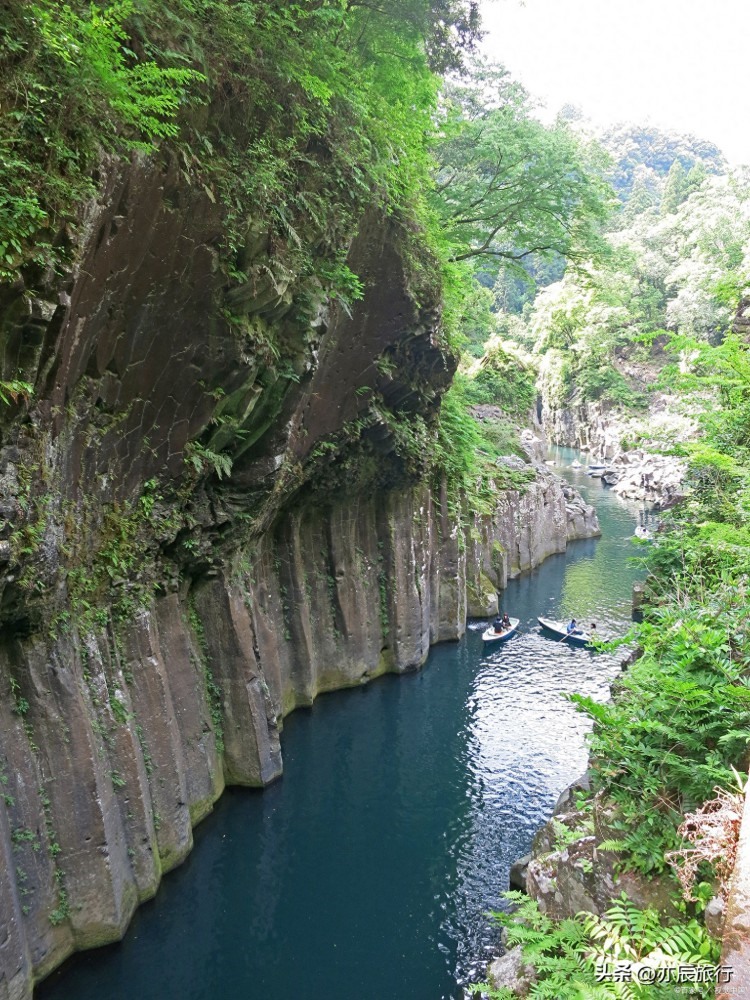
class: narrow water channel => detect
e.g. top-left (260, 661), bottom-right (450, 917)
top-left (39, 448), bottom-right (648, 1000)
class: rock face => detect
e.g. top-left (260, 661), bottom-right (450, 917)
top-left (465, 469), bottom-right (600, 617)
top-left (545, 399), bottom-right (626, 462)
top-left (510, 779), bottom-right (678, 931)
top-left (0, 153), bottom-right (601, 996)
top-left (544, 397), bottom-right (694, 464)
top-left (524, 814), bottom-right (678, 923)
top-left (607, 450), bottom-right (687, 507)
top-left (0, 479), bottom-right (599, 998)
top-left (543, 400), bottom-right (689, 507)
top-left (487, 946), bottom-right (537, 997)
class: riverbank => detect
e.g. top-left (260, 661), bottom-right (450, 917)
top-left (543, 398), bottom-right (691, 506)
top-left (485, 454), bottom-right (750, 998)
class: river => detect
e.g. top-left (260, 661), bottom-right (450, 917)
top-left (39, 448), bottom-right (648, 1000)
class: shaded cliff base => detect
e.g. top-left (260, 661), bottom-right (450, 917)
top-left (0, 470), bottom-right (598, 999)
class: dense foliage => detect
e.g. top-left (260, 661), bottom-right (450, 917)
top-left (432, 65), bottom-right (613, 273)
top-left (463, 341), bottom-right (537, 416)
top-left (472, 891), bottom-right (718, 1000)
top-left (0, 0), bottom-right (201, 278)
top-left (571, 582), bottom-right (750, 875)
top-left (0, 0), bottom-right (467, 294)
top-left (484, 164), bottom-right (750, 415)
top-left (598, 122), bottom-right (726, 203)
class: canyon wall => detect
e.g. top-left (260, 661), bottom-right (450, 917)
top-left (543, 399), bottom-right (688, 507)
top-left (0, 151), bottom-right (599, 998)
top-left (0, 471), bottom-right (598, 1000)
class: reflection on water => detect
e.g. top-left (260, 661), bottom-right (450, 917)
top-left (39, 449), bottom-right (646, 1000)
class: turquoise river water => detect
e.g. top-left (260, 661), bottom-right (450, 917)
top-left (39, 448), bottom-right (650, 1000)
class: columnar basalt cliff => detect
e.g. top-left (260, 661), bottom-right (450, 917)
top-left (0, 154), bottom-right (599, 998)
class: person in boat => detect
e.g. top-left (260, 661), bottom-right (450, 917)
top-left (492, 612), bottom-right (512, 634)
top-left (566, 618), bottom-right (582, 636)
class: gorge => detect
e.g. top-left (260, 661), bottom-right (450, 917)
top-left (3, 2), bottom-right (750, 998)
top-left (37, 452), bottom-right (631, 1000)
top-left (0, 130), bottom-right (601, 1000)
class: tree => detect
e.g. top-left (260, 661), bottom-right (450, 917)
top-left (660, 159), bottom-right (690, 214)
top-left (431, 63), bottom-right (615, 276)
top-left (600, 123), bottom-right (726, 201)
top-left (345, 0), bottom-right (481, 72)
top-left (610, 168), bottom-right (659, 230)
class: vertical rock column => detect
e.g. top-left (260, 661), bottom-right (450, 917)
top-left (378, 487), bottom-right (434, 670)
top-left (192, 577), bottom-right (282, 787)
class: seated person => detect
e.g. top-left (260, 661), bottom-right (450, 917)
top-left (566, 618), bottom-right (582, 635)
top-left (492, 615), bottom-right (505, 634)
top-left (501, 612), bottom-right (511, 628)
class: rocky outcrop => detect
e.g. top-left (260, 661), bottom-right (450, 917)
top-left (545, 399), bottom-right (625, 461)
top-left (544, 397), bottom-right (695, 464)
top-left (543, 400), bottom-right (690, 507)
top-left (524, 810), bottom-right (678, 924)
top-left (487, 946), bottom-right (537, 997)
top-left (607, 450), bottom-right (687, 507)
top-left (509, 777), bottom-right (678, 926)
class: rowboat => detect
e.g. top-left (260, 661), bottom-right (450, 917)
top-left (482, 617), bottom-right (520, 643)
top-left (537, 616), bottom-right (593, 647)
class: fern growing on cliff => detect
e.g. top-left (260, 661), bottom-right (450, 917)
top-left (0, 379), bottom-right (33, 405)
top-left (0, 0), bottom-right (204, 278)
top-left (185, 442), bottom-right (233, 480)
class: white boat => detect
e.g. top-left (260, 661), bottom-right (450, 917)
top-left (482, 617), bottom-right (520, 643)
top-left (537, 616), bottom-right (594, 647)
top-left (634, 525), bottom-right (654, 541)
top-left (571, 460), bottom-right (582, 469)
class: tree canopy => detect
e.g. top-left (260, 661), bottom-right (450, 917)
top-left (430, 64), bottom-right (615, 274)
